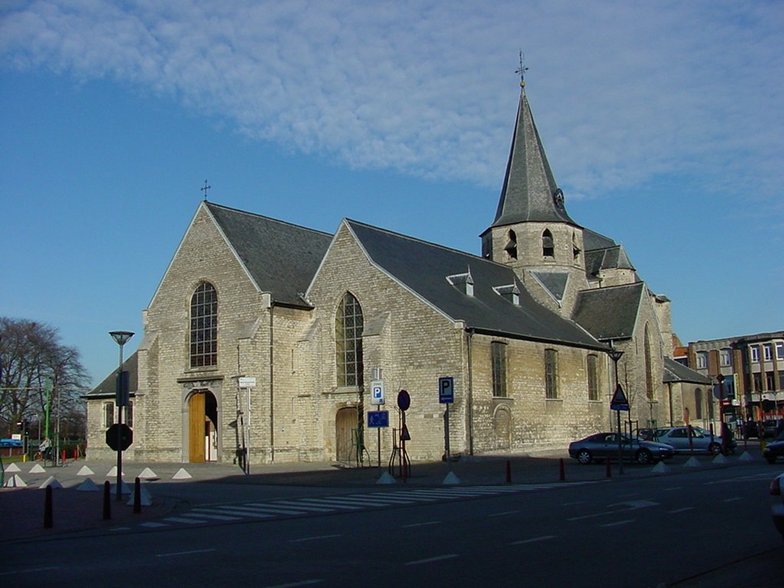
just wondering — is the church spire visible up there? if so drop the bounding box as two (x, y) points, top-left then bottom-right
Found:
(489, 69), (577, 229)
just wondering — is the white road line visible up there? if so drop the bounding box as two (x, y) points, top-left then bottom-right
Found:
(272, 501), (337, 512)
(489, 510), (520, 517)
(109, 527), (131, 532)
(402, 521), (440, 528)
(140, 522), (170, 528)
(187, 511), (244, 521)
(404, 554), (459, 566)
(664, 487), (682, 491)
(164, 516), (209, 524)
(211, 508), (276, 518)
(295, 498), (361, 510)
(561, 501), (585, 506)
(0, 567), (60, 576)
(510, 535), (556, 545)
(668, 507), (694, 514)
(289, 534), (342, 543)
(599, 519), (635, 528)
(242, 504), (310, 515)
(723, 497), (743, 503)
(157, 548), (216, 558)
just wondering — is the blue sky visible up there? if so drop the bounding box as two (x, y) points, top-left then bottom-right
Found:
(1, 0), (782, 387)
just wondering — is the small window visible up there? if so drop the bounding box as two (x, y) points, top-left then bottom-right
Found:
(696, 352), (708, 369)
(720, 348), (731, 367)
(491, 342), (507, 398)
(545, 349), (558, 399)
(763, 344), (772, 361)
(587, 354), (599, 401)
(102, 402), (115, 428)
(542, 230), (554, 258)
(750, 346), (760, 363)
(126, 401), (133, 428)
(776, 342), (784, 360)
(504, 229), (518, 260)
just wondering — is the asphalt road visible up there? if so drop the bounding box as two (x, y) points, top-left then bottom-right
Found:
(2, 460), (782, 587)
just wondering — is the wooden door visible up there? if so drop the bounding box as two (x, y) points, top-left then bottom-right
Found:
(335, 407), (357, 463)
(189, 392), (206, 463)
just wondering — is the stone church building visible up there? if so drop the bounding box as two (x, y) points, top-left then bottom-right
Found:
(87, 82), (708, 465)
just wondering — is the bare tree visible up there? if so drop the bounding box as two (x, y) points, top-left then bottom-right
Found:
(0, 317), (89, 439)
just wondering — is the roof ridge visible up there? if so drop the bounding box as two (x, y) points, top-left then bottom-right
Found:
(206, 201), (333, 237)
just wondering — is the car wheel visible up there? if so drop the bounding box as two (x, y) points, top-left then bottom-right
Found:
(636, 449), (652, 465)
(708, 443), (721, 455)
(577, 449), (592, 465)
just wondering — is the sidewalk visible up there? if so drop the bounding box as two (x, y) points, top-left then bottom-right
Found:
(1, 448), (765, 542)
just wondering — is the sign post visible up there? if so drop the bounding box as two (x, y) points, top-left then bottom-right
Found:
(438, 377), (454, 461)
(610, 383), (629, 474)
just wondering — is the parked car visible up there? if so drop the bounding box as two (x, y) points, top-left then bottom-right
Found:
(763, 431), (784, 464)
(763, 420), (783, 439)
(568, 432), (675, 465)
(654, 426), (735, 455)
(771, 472), (784, 540)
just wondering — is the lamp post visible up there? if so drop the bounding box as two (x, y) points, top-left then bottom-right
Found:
(608, 347), (625, 475)
(717, 374), (726, 453)
(110, 330), (134, 501)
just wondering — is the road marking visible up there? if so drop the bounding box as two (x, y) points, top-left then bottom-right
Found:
(140, 521), (170, 528)
(187, 511), (243, 521)
(510, 535), (556, 545)
(402, 521), (440, 528)
(561, 501), (585, 506)
(489, 510), (520, 517)
(404, 554), (459, 566)
(164, 516), (209, 524)
(0, 567), (60, 576)
(664, 487), (682, 491)
(289, 534), (342, 543)
(668, 507), (694, 514)
(599, 519), (635, 527)
(265, 580), (324, 587)
(569, 500), (658, 521)
(157, 548), (216, 558)
(722, 497), (743, 503)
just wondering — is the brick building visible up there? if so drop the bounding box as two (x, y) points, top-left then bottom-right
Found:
(87, 81), (705, 464)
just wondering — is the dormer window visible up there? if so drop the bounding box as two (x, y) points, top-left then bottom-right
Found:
(504, 229), (518, 260)
(493, 284), (520, 305)
(542, 229), (554, 258)
(447, 270), (474, 296)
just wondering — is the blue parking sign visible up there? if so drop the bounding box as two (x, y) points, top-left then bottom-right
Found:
(439, 377), (454, 404)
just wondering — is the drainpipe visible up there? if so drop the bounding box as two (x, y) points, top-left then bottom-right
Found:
(269, 302), (275, 462)
(466, 328), (474, 456)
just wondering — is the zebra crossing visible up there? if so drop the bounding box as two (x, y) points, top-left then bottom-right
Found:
(122, 482), (585, 532)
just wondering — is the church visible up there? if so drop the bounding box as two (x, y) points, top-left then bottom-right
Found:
(86, 79), (708, 465)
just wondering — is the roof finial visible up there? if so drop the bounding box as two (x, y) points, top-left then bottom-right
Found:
(201, 179), (211, 201)
(515, 50), (528, 91)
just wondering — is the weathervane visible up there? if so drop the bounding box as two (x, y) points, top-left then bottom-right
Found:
(515, 50), (528, 89)
(201, 179), (211, 201)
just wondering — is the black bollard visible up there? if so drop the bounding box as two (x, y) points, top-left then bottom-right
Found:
(103, 480), (111, 520)
(133, 477), (141, 514)
(43, 485), (53, 529)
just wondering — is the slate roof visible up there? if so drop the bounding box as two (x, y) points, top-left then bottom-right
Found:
(206, 202), (333, 307)
(486, 88), (578, 232)
(85, 352), (138, 398)
(571, 282), (645, 341)
(663, 357), (711, 385)
(346, 220), (605, 350)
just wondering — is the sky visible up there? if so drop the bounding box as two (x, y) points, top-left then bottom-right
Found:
(1, 0), (782, 388)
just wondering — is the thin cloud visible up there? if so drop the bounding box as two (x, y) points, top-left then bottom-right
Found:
(1, 0), (781, 204)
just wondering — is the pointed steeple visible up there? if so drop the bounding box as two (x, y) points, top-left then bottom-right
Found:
(489, 81), (577, 229)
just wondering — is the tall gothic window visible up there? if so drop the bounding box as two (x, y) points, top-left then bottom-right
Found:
(694, 389), (703, 420)
(644, 324), (654, 400)
(491, 341), (507, 398)
(190, 281), (218, 368)
(336, 292), (364, 387)
(542, 229), (554, 258)
(587, 354), (599, 401)
(545, 349), (558, 399)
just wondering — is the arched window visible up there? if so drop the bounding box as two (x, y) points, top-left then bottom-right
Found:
(542, 229), (554, 258)
(336, 292), (364, 387)
(504, 229), (518, 260)
(587, 354), (599, 401)
(694, 388), (703, 420)
(190, 282), (218, 368)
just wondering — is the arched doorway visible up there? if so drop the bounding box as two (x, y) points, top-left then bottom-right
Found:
(493, 407), (512, 450)
(335, 407), (358, 463)
(188, 389), (218, 463)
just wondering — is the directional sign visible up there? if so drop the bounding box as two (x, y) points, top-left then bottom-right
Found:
(238, 377), (256, 388)
(368, 410), (389, 428)
(610, 383), (629, 412)
(438, 377), (454, 404)
(370, 380), (385, 405)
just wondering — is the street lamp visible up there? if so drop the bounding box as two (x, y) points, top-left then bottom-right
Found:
(110, 330), (134, 501)
(717, 374), (726, 453)
(608, 347), (625, 475)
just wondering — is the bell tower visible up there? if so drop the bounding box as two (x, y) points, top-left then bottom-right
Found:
(481, 65), (588, 315)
